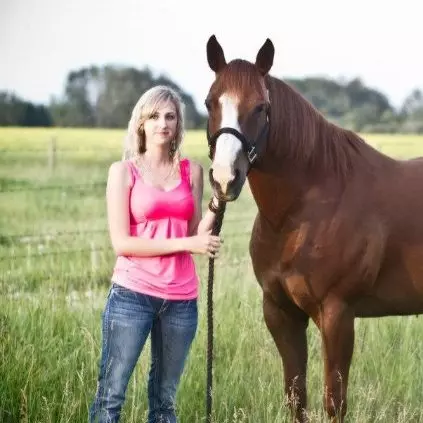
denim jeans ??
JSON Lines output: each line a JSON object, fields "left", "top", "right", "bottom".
{"left": 89, "top": 283, "right": 198, "bottom": 423}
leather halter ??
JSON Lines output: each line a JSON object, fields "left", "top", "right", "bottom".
{"left": 206, "top": 107, "right": 270, "bottom": 171}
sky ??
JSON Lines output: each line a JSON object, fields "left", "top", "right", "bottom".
{"left": 1, "top": 0, "right": 422, "bottom": 113}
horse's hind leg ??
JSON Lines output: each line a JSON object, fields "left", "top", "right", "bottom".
{"left": 263, "top": 293, "right": 309, "bottom": 423}
{"left": 320, "top": 297, "right": 355, "bottom": 423}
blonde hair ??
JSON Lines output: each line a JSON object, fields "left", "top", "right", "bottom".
{"left": 122, "top": 85, "right": 185, "bottom": 160}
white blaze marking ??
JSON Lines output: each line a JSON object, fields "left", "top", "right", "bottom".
{"left": 213, "top": 94, "right": 242, "bottom": 169}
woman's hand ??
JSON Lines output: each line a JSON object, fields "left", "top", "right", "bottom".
{"left": 187, "top": 230, "right": 222, "bottom": 258}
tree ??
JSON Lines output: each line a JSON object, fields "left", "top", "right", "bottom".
{"left": 49, "top": 65, "right": 205, "bottom": 129}
{"left": 401, "top": 89, "right": 423, "bottom": 115}
{"left": 0, "top": 91, "right": 52, "bottom": 126}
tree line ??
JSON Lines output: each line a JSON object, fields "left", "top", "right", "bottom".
{"left": 1, "top": 65, "right": 422, "bottom": 133}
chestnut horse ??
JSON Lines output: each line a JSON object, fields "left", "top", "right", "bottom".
{"left": 205, "top": 35, "right": 423, "bottom": 422}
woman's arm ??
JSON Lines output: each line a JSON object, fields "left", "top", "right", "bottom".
{"left": 107, "top": 161, "right": 190, "bottom": 256}
{"left": 188, "top": 162, "right": 220, "bottom": 236}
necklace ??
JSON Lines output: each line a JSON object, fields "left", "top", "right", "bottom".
{"left": 135, "top": 155, "right": 179, "bottom": 187}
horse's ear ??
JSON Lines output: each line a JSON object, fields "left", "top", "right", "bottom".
{"left": 207, "top": 35, "right": 227, "bottom": 73}
{"left": 255, "top": 38, "right": 274, "bottom": 76}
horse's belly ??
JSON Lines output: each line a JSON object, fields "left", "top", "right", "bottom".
{"left": 355, "top": 249, "right": 423, "bottom": 317}
{"left": 400, "top": 244, "right": 423, "bottom": 292}
{"left": 354, "top": 297, "right": 423, "bottom": 317}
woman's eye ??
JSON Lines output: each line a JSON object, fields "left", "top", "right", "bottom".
{"left": 150, "top": 113, "right": 159, "bottom": 120}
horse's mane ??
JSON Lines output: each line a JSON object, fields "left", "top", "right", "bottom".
{"left": 217, "top": 60, "right": 390, "bottom": 179}
{"left": 265, "top": 75, "right": 387, "bottom": 178}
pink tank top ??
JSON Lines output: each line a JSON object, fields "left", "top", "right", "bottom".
{"left": 111, "top": 158, "right": 199, "bottom": 300}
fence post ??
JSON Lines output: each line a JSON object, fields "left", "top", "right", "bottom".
{"left": 48, "top": 137, "right": 56, "bottom": 174}
{"left": 91, "top": 242, "right": 99, "bottom": 274}
{"left": 26, "top": 244, "right": 32, "bottom": 271}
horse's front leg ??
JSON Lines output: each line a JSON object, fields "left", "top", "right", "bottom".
{"left": 320, "top": 297, "right": 355, "bottom": 423}
{"left": 263, "top": 293, "right": 309, "bottom": 423}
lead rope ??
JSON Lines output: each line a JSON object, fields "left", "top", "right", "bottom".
{"left": 206, "top": 200, "right": 226, "bottom": 423}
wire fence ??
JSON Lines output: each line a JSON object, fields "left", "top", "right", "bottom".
{"left": 0, "top": 139, "right": 121, "bottom": 155}
{"left": 0, "top": 229, "right": 251, "bottom": 257}
{"left": 0, "top": 234, "right": 250, "bottom": 259}
{"left": 1, "top": 144, "right": 255, "bottom": 275}
{"left": 0, "top": 138, "right": 121, "bottom": 192}
{"left": 0, "top": 141, "right": 111, "bottom": 193}
{"left": 1, "top": 228, "right": 107, "bottom": 241}
{"left": 0, "top": 233, "right": 252, "bottom": 279}
{"left": 0, "top": 245, "right": 107, "bottom": 261}
{"left": 1, "top": 225, "right": 249, "bottom": 243}
{"left": 0, "top": 182, "right": 106, "bottom": 193}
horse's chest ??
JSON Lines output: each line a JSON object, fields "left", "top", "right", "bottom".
{"left": 250, "top": 219, "right": 318, "bottom": 310}
{"left": 250, "top": 219, "right": 310, "bottom": 273}
{"left": 252, "top": 250, "right": 316, "bottom": 314}
{"left": 251, "top": 211, "right": 387, "bottom": 314}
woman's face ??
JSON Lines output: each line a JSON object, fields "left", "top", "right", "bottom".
{"left": 143, "top": 100, "right": 178, "bottom": 149}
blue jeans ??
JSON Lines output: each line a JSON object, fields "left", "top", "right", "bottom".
{"left": 89, "top": 283, "right": 198, "bottom": 423}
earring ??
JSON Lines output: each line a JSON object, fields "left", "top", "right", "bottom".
{"left": 169, "top": 140, "right": 176, "bottom": 158}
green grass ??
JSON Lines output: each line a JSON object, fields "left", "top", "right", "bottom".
{"left": 2, "top": 128, "right": 423, "bottom": 422}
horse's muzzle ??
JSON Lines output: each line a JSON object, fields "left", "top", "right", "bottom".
{"left": 209, "top": 168, "right": 242, "bottom": 201}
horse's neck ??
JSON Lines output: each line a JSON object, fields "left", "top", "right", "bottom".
{"left": 248, "top": 166, "right": 304, "bottom": 226}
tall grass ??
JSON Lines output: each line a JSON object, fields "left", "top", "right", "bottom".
{"left": 1, "top": 128, "right": 423, "bottom": 422}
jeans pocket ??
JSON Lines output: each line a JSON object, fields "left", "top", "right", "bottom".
{"left": 111, "top": 283, "right": 137, "bottom": 298}
{"left": 108, "top": 284, "right": 142, "bottom": 316}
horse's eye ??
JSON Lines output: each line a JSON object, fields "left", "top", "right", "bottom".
{"left": 254, "top": 103, "right": 267, "bottom": 115}
{"left": 204, "top": 99, "right": 212, "bottom": 111}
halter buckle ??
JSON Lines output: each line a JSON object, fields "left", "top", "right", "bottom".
{"left": 247, "top": 146, "right": 257, "bottom": 164}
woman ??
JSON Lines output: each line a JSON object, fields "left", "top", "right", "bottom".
{"left": 89, "top": 85, "right": 222, "bottom": 423}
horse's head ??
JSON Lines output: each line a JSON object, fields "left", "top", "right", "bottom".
{"left": 205, "top": 35, "right": 274, "bottom": 201}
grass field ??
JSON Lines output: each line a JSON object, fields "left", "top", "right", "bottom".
{"left": 1, "top": 127, "right": 423, "bottom": 423}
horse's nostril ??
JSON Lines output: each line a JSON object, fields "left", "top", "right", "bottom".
{"left": 227, "top": 169, "right": 239, "bottom": 187}
{"left": 209, "top": 166, "right": 242, "bottom": 200}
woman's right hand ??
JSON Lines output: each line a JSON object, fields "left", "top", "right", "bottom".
{"left": 187, "top": 231, "right": 222, "bottom": 258}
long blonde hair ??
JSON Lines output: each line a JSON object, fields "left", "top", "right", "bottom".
{"left": 122, "top": 85, "right": 185, "bottom": 160}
